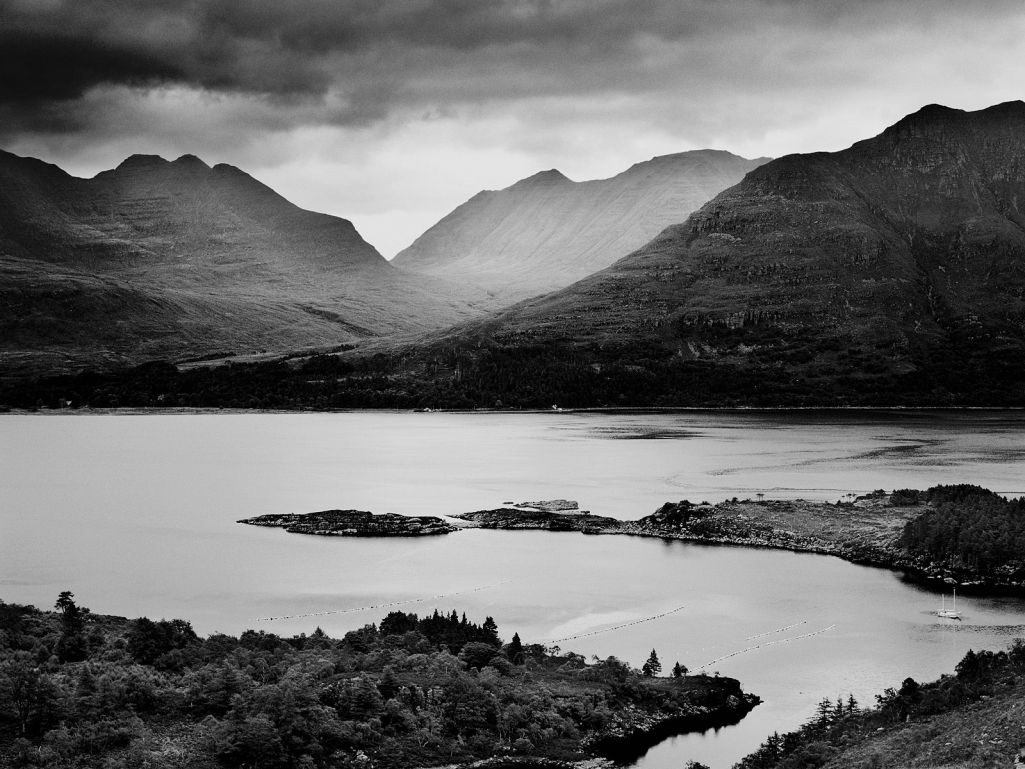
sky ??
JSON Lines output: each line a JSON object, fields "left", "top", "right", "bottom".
{"left": 2, "top": 0, "right": 1025, "bottom": 258}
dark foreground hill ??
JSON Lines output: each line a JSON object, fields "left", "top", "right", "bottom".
{"left": 391, "top": 150, "right": 768, "bottom": 302}
{"left": 0, "top": 150, "right": 488, "bottom": 377}
{"left": 734, "top": 639, "right": 1025, "bottom": 769}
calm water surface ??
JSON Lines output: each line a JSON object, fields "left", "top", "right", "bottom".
{"left": 2, "top": 410, "right": 1025, "bottom": 768}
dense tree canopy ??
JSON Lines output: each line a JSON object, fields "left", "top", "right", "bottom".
{"left": 899, "top": 485, "right": 1025, "bottom": 576}
{"left": 0, "top": 597, "right": 744, "bottom": 769}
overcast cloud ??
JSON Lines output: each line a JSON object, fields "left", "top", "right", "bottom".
{"left": 2, "top": 0, "right": 1024, "bottom": 255}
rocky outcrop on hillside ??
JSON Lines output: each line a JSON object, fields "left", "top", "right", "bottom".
{"left": 392, "top": 150, "right": 768, "bottom": 301}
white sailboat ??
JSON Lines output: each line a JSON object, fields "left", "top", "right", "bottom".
{"left": 938, "top": 587, "right": 961, "bottom": 619}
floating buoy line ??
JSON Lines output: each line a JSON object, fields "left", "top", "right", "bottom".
{"left": 257, "top": 580, "right": 510, "bottom": 622}
{"left": 746, "top": 620, "right": 808, "bottom": 641}
{"left": 542, "top": 605, "right": 687, "bottom": 645}
{"left": 694, "top": 623, "right": 837, "bottom": 671}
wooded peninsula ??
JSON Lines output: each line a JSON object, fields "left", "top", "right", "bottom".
{"left": 0, "top": 596, "right": 756, "bottom": 769}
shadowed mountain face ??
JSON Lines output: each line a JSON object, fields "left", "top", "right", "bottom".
{"left": 0, "top": 151, "right": 487, "bottom": 376}
{"left": 390, "top": 150, "right": 769, "bottom": 301}
{"left": 408, "top": 102, "right": 1025, "bottom": 406}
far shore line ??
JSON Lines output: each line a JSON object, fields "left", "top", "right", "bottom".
{"left": 4, "top": 404, "right": 1025, "bottom": 416}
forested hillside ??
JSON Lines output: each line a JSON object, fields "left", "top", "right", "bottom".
{"left": 735, "top": 640, "right": 1025, "bottom": 769}
{"left": 899, "top": 485, "right": 1025, "bottom": 578}
{"left": 0, "top": 595, "right": 755, "bottom": 769}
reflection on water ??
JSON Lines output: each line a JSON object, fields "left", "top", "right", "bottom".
{"left": 2, "top": 410, "right": 1025, "bottom": 768}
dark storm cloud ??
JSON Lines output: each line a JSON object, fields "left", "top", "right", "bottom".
{"left": 0, "top": 1, "right": 905, "bottom": 104}
{"left": 0, "top": 31, "right": 183, "bottom": 102}
{"left": 1, "top": 0, "right": 700, "bottom": 108}
{"left": 1, "top": 0, "right": 1022, "bottom": 139}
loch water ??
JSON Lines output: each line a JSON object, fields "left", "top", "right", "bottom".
{"left": 3, "top": 409, "right": 1025, "bottom": 768}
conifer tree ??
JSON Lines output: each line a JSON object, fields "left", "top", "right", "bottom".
{"left": 846, "top": 693, "right": 859, "bottom": 715}
{"left": 641, "top": 648, "right": 661, "bottom": 676}
{"left": 507, "top": 632, "right": 524, "bottom": 664}
{"left": 482, "top": 616, "right": 499, "bottom": 643}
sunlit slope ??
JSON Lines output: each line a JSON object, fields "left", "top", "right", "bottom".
{"left": 391, "top": 149, "right": 768, "bottom": 301}
{"left": 407, "top": 102, "right": 1025, "bottom": 405}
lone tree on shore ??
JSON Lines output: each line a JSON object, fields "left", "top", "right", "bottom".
{"left": 642, "top": 648, "right": 662, "bottom": 677}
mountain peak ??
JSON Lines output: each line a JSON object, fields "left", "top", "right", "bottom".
{"left": 623, "top": 149, "right": 759, "bottom": 176}
{"left": 172, "top": 154, "right": 210, "bottom": 170}
{"left": 392, "top": 150, "right": 766, "bottom": 299}
{"left": 509, "top": 169, "right": 572, "bottom": 189}
{"left": 410, "top": 100, "right": 1025, "bottom": 407}
{"left": 981, "top": 99, "right": 1025, "bottom": 116}
{"left": 651, "top": 149, "right": 738, "bottom": 163}
{"left": 116, "top": 154, "right": 169, "bottom": 171}
{"left": 882, "top": 100, "right": 1025, "bottom": 140}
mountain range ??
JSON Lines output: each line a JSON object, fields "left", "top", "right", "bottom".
{"left": 383, "top": 101, "right": 1025, "bottom": 406}
{"left": 391, "top": 150, "right": 767, "bottom": 301}
{"left": 4, "top": 101, "right": 1025, "bottom": 407}
{"left": 0, "top": 150, "right": 488, "bottom": 376}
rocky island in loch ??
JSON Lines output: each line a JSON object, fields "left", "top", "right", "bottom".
{"left": 239, "top": 509, "right": 458, "bottom": 536}
{"left": 246, "top": 486, "right": 1025, "bottom": 592}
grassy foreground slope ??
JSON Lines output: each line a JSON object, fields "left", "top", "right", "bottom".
{"left": 734, "top": 641, "right": 1025, "bottom": 769}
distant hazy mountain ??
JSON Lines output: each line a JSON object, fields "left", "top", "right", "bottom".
{"left": 0, "top": 150, "right": 487, "bottom": 376}
{"left": 390, "top": 150, "right": 769, "bottom": 300}
{"left": 400, "top": 102, "right": 1025, "bottom": 406}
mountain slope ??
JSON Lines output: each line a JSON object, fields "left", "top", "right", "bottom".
{"left": 391, "top": 150, "right": 768, "bottom": 301}
{"left": 400, "top": 102, "right": 1025, "bottom": 406}
{"left": 0, "top": 150, "right": 487, "bottom": 376}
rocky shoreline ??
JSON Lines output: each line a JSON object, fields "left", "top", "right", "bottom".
{"left": 457, "top": 496, "right": 1025, "bottom": 593}
{"left": 456, "top": 507, "right": 622, "bottom": 533}
{"left": 240, "top": 494, "right": 1025, "bottom": 592}
{"left": 584, "top": 685, "right": 759, "bottom": 762}
{"left": 624, "top": 497, "right": 1025, "bottom": 593}
{"left": 456, "top": 497, "right": 1025, "bottom": 593}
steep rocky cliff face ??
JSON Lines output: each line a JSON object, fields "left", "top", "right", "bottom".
{"left": 391, "top": 150, "right": 768, "bottom": 301}
{"left": 411, "top": 102, "right": 1025, "bottom": 405}
{"left": 0, "top": 151, "right": 487, "bottom": 376}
